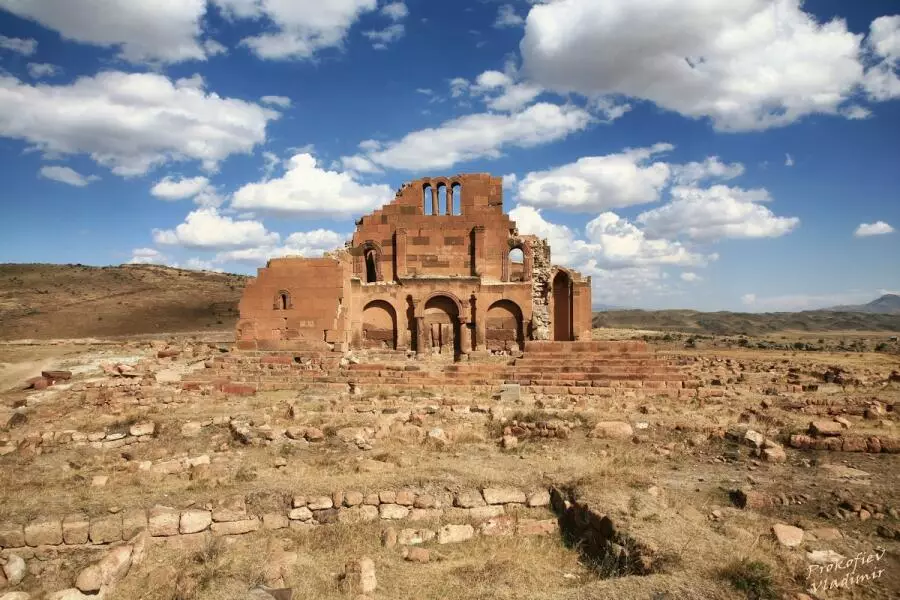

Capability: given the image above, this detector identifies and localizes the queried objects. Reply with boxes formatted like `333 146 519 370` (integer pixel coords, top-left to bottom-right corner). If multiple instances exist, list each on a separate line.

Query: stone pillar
474 314 486 351
415 316 427 354
523 245 533 282
395 228 407 279
447 186 454 216
473 226 486 276
459 318 471 354
431 186 439 216
501 250 509 282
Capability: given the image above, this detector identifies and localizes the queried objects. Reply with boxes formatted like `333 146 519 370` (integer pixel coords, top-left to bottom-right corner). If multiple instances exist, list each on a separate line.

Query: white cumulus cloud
128 247 167 265
0 0 210 64
231 153 394 218
348 102 592 171
153 208 280 250
516 143 673 212
215 229 347 265
638 185 800 241
854 221 894 237
151 176 210 200
0 35 37 55
261 95 291 108
520 0 895 130
0 71 278 176
494 5 525 29
38 165 99 187
680 272 702 282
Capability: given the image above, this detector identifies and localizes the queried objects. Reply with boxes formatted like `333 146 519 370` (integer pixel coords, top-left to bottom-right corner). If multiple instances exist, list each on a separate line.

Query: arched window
274 291 291 310
451 182 462 215
437 184 447 215
365 249 378 283
423 184 433 215
508 247 525 282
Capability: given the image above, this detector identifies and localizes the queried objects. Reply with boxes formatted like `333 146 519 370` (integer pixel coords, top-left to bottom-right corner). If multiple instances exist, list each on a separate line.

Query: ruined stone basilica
235 174 592 358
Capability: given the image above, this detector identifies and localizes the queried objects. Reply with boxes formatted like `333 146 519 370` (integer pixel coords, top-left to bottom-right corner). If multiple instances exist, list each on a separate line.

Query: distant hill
592 308 900 335
827 294 900 315
0 263 247 340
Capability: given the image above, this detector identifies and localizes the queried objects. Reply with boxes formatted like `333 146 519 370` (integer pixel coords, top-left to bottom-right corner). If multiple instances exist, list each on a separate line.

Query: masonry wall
235 256 351 351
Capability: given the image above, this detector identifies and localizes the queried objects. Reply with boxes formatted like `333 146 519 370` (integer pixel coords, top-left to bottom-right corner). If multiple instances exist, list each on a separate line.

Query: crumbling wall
530 239 552 340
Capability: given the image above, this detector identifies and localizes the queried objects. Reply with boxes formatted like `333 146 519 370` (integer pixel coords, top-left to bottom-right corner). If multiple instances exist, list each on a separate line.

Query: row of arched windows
423 182 462 215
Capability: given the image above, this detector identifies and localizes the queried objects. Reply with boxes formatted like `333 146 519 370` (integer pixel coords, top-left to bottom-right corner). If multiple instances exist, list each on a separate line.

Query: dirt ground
0 328 898 600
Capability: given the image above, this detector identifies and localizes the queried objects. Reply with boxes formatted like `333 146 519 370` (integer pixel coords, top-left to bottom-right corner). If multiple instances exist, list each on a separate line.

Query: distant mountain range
827 294 900 315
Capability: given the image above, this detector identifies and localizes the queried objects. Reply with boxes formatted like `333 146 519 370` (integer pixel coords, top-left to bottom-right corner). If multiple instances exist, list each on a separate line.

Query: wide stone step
523 341 648 353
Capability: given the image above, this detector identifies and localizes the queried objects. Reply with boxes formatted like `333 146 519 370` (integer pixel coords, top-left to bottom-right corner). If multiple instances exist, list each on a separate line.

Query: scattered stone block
379 504 409 520
482 487 526 505
454 490 485 508
340 557 376 595
772 523 804 547
211 517 260 536
398 528 435 545
129 421 155 437
589 421 634 439
3 553 25 585
25 517 63 546
809 421 842 437
262 513 289 530
62 514 90 545
148 506 180 537
75 565 102 594
288 507 313 521
212 496 247 522
180 510 212 534
89 514 122 544
437 524 474 544
404 547 430 563
307 496 333 510
0 523 26 548
527 490 551 507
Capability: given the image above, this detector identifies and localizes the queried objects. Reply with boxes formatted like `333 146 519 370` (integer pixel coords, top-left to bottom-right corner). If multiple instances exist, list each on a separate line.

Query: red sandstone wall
236 256 351 350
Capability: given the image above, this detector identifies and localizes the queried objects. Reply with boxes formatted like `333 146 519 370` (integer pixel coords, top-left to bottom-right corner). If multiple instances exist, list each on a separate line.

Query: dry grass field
0 265 898 600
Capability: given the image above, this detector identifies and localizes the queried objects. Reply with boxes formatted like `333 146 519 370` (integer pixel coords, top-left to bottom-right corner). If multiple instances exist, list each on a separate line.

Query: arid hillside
0 263 247 339
593 308 900 335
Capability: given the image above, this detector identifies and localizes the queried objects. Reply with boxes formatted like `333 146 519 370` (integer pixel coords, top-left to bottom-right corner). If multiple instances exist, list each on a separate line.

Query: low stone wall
0 486 552 556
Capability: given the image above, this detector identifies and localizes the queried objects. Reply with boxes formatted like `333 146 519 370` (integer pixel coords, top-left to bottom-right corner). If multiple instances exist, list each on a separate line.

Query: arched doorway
424 295 460 358
486 300 524 352
552 271 573 341
362 300 397 349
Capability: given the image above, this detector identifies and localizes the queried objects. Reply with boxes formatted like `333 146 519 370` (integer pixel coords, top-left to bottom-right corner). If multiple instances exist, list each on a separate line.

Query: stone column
415 316 427 354
431 186 439 216
395 228 407 279
474 314 486 351
459 318 471 354
501 250 510 282
447 186 454 216
523 245 533 282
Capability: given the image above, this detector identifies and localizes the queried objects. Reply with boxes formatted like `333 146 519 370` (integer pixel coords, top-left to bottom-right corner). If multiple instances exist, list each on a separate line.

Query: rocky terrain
0 328 897 600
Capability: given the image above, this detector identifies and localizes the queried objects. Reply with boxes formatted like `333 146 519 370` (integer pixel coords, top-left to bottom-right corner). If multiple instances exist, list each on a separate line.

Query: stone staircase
185 340 696 398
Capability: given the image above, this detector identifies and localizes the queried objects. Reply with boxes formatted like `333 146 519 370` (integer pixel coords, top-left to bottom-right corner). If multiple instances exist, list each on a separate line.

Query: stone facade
235 174 592 356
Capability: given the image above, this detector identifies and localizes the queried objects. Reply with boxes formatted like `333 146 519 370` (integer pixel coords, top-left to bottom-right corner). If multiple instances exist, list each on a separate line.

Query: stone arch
362 299 397 349
423 294 461 358
273 289 292 310
450 182 462 215
423 183 434 215
419 290 465 319
552 269 573 341
486 299 524 352
437 182 448 215
357 241 384 282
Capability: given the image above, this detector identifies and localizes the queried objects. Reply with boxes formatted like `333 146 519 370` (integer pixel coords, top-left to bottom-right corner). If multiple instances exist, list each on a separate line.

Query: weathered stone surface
24 517 62 546
743 429 764 448
89 514 123 544
344 491 364 506
501 435 518 449
478 515 515 536
395 490 416 506
0 523 25 548
482 487 526 505
408 508 443 522
731 488 770 510
307 496 333 510
808 527 842 541
809 421 842 436
148 506 180 537
340 557 376 595
437 524 474 544
212 496 247 522
3 553 25 585
338 506 379 524
180 510 212 534
454 490 485 508
772 523 804 547
762 445 787 463
404 547 431 563
75 564 102 593
589 421 634 439
526 490 551 507
469 506 505 521
262 513 289 530
288 507 313 521
517 519 558 536
379 504 409 520
62 514 89 545
211 517 260 536
47 589 93 600
122 508 148 539
98 544 133 585
0 592 32 600
129 421 155 437
381 528 398 548
398 528 436 545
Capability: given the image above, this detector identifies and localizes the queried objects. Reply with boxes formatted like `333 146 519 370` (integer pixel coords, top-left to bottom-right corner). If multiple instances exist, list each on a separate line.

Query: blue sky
0 0 897 311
